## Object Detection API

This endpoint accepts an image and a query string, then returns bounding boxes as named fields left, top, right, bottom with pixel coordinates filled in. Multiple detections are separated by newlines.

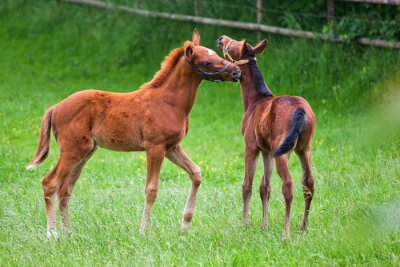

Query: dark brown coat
left=218, top=35, right=315, bottom=239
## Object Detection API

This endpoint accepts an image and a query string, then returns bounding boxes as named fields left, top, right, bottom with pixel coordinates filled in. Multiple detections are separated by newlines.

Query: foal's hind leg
left=42, top=153, right=82, bottom=238
left=166, top=145, right=202, bottom=231
left=260, top=151, right=273, bottom=229
left=297, top=147, right=314, bottom=231
left=41, top=165, right=60, bottom=238
left=275, top=155, right=294, bottom=240
left=242, top=145, right=260, bottom=224
left=57, top=148, right=96, bottom=235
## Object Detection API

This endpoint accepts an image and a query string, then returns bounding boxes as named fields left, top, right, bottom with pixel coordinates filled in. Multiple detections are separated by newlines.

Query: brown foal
left=28, top=30, right=240, bottom=238
left=217, top=35, right=316, bottom=239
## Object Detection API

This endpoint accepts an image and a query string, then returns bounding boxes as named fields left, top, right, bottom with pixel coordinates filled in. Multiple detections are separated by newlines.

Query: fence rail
left=337, top=0, right=400, bottom=4
left=60, top=0, right=400, bottom=49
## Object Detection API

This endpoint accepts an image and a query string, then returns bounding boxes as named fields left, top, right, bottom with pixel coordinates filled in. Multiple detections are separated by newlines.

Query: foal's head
left=217, top=35, right=272, bottom=97
left=184, top=30, right=241, bottom=82
left=217, top=35, right=268, bottom=63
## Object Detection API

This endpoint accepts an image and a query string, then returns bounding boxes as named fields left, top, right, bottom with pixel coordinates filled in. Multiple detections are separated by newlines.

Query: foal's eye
left=202, top=62, right=211, bottom=67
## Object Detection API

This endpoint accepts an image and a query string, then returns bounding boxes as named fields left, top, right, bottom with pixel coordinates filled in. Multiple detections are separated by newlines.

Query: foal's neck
left=239, top=59, right=273, bottom=112
left=161, top=56, right=203, bottom=116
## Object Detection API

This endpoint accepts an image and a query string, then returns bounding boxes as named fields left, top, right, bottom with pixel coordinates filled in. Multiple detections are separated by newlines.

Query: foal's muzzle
left=231, top=69, right=241, bottom=80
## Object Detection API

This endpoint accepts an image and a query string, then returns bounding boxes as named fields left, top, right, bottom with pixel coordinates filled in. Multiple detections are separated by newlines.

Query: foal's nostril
left=232, top=70, right=241, bottom=79
left=218, top=36, right=223, bottom=42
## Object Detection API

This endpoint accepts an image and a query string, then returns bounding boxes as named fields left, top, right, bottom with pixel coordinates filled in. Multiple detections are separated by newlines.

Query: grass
left=1, top=1, right=400, bottom=266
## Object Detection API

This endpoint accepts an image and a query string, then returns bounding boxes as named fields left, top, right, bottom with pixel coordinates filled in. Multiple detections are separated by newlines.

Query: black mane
left=247, top=47, right=273, bottom=97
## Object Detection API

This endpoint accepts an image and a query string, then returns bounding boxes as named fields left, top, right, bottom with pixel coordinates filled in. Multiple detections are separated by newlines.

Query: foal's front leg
left=242, top=145, right=260, bottom=224
left=166, top=145, right=202, bottom=230
left=140, top=144, right=165, bottom=236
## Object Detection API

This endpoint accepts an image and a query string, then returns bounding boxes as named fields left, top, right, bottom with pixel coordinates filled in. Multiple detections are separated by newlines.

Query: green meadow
left=0, top=1, right=399, bottom=266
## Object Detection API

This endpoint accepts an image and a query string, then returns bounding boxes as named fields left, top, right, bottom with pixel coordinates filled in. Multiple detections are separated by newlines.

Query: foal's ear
left=192, top=29, right=200, bottom=46
left=239, top=39, right=248, bottom=56
left=185, top=45, right=195, bottom=61
left=253, top=39, right=268, bottom=54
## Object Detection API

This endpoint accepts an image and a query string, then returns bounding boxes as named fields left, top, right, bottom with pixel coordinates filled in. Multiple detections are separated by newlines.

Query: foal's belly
left=92, top=125, right=144, bottom=152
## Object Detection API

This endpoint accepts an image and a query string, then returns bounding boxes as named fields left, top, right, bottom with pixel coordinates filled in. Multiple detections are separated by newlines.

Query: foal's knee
left=259, top=184, right=266, bottom=195
left=303, top=175, right=314, bottom=195
left=190, top=167, right=202, bottom=187
left=145, top=185, right=158, bottom=203
left=242, top=180, right=252, bottom=195
left=42, top=177, right=58, bottom=201
left=260, top=184, right=271, bottom=200
left=282, top=181, right=294, bottom=202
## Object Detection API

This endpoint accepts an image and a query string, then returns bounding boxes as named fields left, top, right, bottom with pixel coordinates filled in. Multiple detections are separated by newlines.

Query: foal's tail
left=272, top=108, right=306, bottom=158
left=26, top=107, right=55, bottom=170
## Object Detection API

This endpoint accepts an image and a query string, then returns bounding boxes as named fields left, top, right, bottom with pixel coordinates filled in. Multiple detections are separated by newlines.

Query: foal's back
left=52, top=88, right=189, bottom=152
left=51, top=89, right=146, bottom=151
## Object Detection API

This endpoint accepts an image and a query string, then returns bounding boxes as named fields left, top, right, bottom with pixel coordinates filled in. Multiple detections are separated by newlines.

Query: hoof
left=139, top=229, right=146, bottom=236
left=261, top=222, right=268, bottom=230
left=181, top=221, right=190, bottom=232
left=61, top=226, right=71, bottom=237
left=281, top=231, right=290, bottom=241
left=300, top=220, right=308, bottom=232
left=46, top=229, right=59, bottom=240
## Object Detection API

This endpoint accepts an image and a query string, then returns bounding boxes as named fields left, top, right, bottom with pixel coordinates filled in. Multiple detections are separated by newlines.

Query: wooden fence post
left=327, top=0, right=335, bottom=22
left=133, top=0, right=141, bottom=8
left=257, top=0, right=263, bottom=41
left=194, top=0, right=200, bottom=16
left=337, top=0, right=400, bottom=4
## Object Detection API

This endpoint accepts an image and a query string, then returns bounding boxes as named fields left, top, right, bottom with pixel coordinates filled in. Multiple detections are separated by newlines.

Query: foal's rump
left=27, top=90, right=99, bottom=168
left=269, top=96, right=315, bottom=157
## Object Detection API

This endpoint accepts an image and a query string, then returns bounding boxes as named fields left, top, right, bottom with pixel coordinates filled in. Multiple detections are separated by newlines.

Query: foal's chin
left=231, top=77, right=240, bottom=82
left=219, top=75, right=240, bottom=83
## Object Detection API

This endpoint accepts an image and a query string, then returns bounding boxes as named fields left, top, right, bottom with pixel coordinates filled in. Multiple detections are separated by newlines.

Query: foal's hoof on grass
left=180, top=221, right=190, bottom=232
left=261, top=222, right=268, bottom=230
left=139, top=228, right=146, bottom=236
left=300, top=220, right=308, bottom=232
left=281, top=231, right=290, bottom=241
left=61, top=227, right=72, bottom=237
left=46, top=229, right=59, bottom=240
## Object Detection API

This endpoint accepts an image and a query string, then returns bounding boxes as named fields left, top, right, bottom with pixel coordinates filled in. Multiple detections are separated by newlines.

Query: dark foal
left=28, top=30, right=240, bottom=238
left=218, top=35, right=316, bottom=239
